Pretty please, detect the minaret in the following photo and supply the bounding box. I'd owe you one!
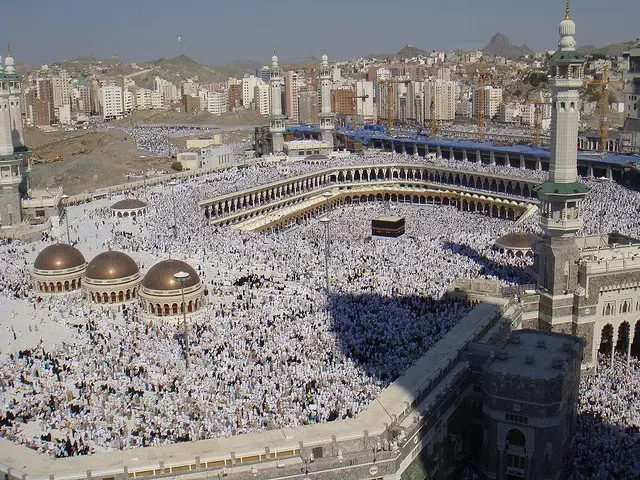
[0,46,24,226]
[534,0,589,333]
[268,49,285,155]
[5,46,24,149]
[318,49,335,150]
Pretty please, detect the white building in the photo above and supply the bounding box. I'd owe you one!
[242,74,260,109]
[472,86,503,120]
[205,91,228,115]
[57,104,71,125]
[424,80,457,122]
[254,81,270,116]
[101,85,124,120]
[52,70,71,109]
[123,90,135,115]
[154,77,179,105]
[136,88,152,110]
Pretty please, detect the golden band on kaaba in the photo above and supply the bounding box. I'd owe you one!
[371,217,405,237]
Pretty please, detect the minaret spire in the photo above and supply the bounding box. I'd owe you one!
[534,1,589,331]
[565,0,571,19]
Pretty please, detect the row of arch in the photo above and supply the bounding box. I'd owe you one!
[258,191,525,232]
[89,288,139,304]
[141,299,201,316]
[598,320,640,359]
[202,164,535,221]
[112,209,146,218]
[36,278,82,293]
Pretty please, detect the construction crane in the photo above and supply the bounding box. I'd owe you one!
[380,78,412,132]
[429,99,437,135]
[587,65,624,152]
[348,85,370,130]
[475,58,489,142]
[526,100,552,146]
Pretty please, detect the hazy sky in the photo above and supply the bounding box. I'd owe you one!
[3,0,639,66]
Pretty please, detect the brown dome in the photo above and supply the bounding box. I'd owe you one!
[34,244,86,271]
[142,259,200,291]
[495,232,541,251]
[86,251,139,280]
[111,199,147,210]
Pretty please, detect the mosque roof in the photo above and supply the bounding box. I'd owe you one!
[495,232,541,251]
[142,259,200,291]
[85,251,139,280]
[110,199,148,210]
[34,243,86,271]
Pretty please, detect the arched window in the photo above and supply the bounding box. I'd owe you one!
[506,428,526,448]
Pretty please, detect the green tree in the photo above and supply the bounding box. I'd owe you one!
[171,160,184,172]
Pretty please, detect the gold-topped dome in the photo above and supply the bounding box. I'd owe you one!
[34,243,86,271]
[85,251,139,281]
[142,259,200,291]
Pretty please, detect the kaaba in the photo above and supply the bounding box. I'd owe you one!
[371,217,405,237]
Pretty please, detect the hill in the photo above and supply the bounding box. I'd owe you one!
[482,33,533,59]
[578,39,639,57]
[396,44,428,59]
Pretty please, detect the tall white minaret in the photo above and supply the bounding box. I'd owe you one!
[5,46,24,149]
[0,51,13,157]
[535,0,589,332]
[269,49,285,154]
[318,49,335,150]
[0,45,24,226]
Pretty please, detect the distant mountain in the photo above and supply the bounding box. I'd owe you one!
[482,33,533,59]
[215,59,262,79]
[578,39,639,57]
[396,44,427,59]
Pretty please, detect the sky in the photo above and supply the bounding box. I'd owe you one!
[3,0,639,67]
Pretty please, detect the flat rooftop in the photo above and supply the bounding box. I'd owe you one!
[486,330,581,380]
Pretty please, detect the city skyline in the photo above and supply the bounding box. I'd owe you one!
[3,0,639,67]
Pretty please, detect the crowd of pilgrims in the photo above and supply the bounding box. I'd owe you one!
[102,125,216,157]
[0,152,638,477]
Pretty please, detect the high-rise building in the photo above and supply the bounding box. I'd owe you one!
[356,80,375,124]
[473,85,503,120]
[242,74,260,109]
[425,80,459,122]
[254,81,270,116]
[52,70,71,110]
[34,78,54,126]
[227,83,242,110]
[284,71,299,123]
[101,85,124,120]
[623,45,640,119]
[205,91,228,115]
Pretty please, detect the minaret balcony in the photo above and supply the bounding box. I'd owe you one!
[549,77,582,89]
[539,216,583,235]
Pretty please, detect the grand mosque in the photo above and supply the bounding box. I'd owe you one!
[1,2,640,480]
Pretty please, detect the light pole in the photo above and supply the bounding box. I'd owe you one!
[319,216,330,292]
[174,270,191,368]
[60,194,71,243]
[168,179,179,238]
